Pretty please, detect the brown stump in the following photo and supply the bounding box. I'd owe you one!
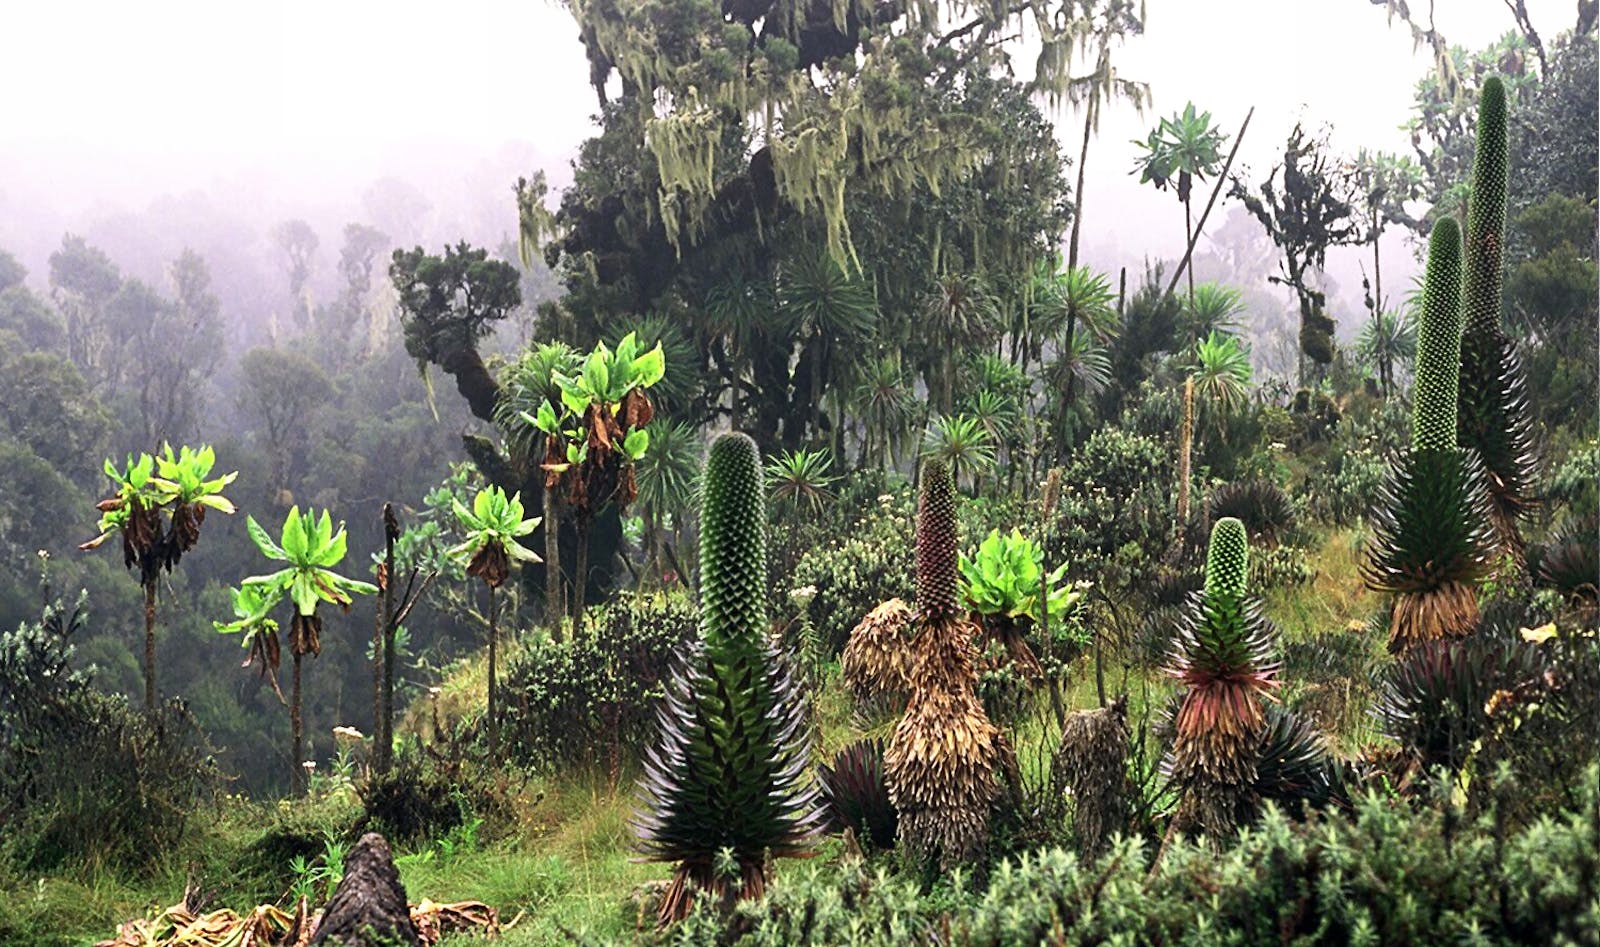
[310,833,420,947]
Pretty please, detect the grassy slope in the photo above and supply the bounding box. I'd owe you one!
[7,525,1385,947]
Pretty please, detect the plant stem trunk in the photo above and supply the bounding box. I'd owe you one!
[379,514,397,773]
[543,484,562,630]
[292,652,304,797]
[487,583,498,761]
[1177,375,1195,531]
[1068,99,1094,275]
[143,579,157,712]
[571,521,590,622]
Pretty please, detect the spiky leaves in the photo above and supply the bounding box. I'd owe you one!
[916,459,961,622]
[818,738,898,851]
[1458,76,1539,553]
[634,433,822,924]
[1167,517,1280,840]
[1364,219,1497,651]
[887,458,1003,868]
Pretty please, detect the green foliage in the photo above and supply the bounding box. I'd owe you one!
[448,485,540,588]
[1131,102,1226,201]
[0,598,215,874]
[358,745,466,846]
[659,764,1600,945]
[1191,330,1252,414]
[240,507,378,620]
[919,415,997,491]
[766,448,838,515]
[502,589,698,772]
[553,330,666,419]
[390,242,522,367]
[788,492,915,656]
[959,528,1079,625]
[635,433,822,919]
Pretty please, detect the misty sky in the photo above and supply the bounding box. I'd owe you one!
[0,0,1574,311]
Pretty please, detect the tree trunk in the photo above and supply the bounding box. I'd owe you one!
[372,578,384,768]
[571,522,590,622]
[1068,100,1094,275]
[379,510,397,773]
[543,484,562,628]
[142,579,157,712]
[292,651,304,797]
[487,583,498,761]
[1177,376,1195,530]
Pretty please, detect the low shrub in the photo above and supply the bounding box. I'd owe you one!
[0,598,217,875]
[788,495,915,656]
[656,764,1600,946]
[501,588,697,774]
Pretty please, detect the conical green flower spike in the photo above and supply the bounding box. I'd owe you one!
[634,432,823,924]
[697,432,768,652]
[1413,218,1464,453]
[1204,516,1250,602]
[1457,76,1539,552]
[916,459,961,621]
[1462,78,1508,337]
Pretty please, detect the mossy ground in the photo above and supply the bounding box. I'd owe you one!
[2,525,1390,947]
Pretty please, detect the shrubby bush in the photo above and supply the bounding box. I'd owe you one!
[501,588,697,773]
[658,765,1600,946]
[0,597,216,874]
[788,493,915,656]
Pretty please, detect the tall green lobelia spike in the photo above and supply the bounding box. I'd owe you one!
[633,432,823,924]
[1413,219,1466,452]
[1204,516,1250,601]
[1457,76,1539,553]
[1364,218,1496,652]
[1168,516,1280,840]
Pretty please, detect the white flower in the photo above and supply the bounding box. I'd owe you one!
[332,726,365,743]
[789,585,818,607]
[302,760,317,772]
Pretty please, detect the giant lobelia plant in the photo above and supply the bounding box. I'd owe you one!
[633,433,822,924]
[1456,76,1539,558]
[885,458,1004,869]
[1166,516,1280,841]
[1363,219,1497,653]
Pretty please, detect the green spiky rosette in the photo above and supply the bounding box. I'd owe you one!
[1457,77,1539,549]
[1167,518,1280,838]
[1365,219,1498,651]
[1170,519,1280,743]
[633,433,823,923]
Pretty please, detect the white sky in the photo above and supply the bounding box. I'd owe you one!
[0,0,1576,280]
